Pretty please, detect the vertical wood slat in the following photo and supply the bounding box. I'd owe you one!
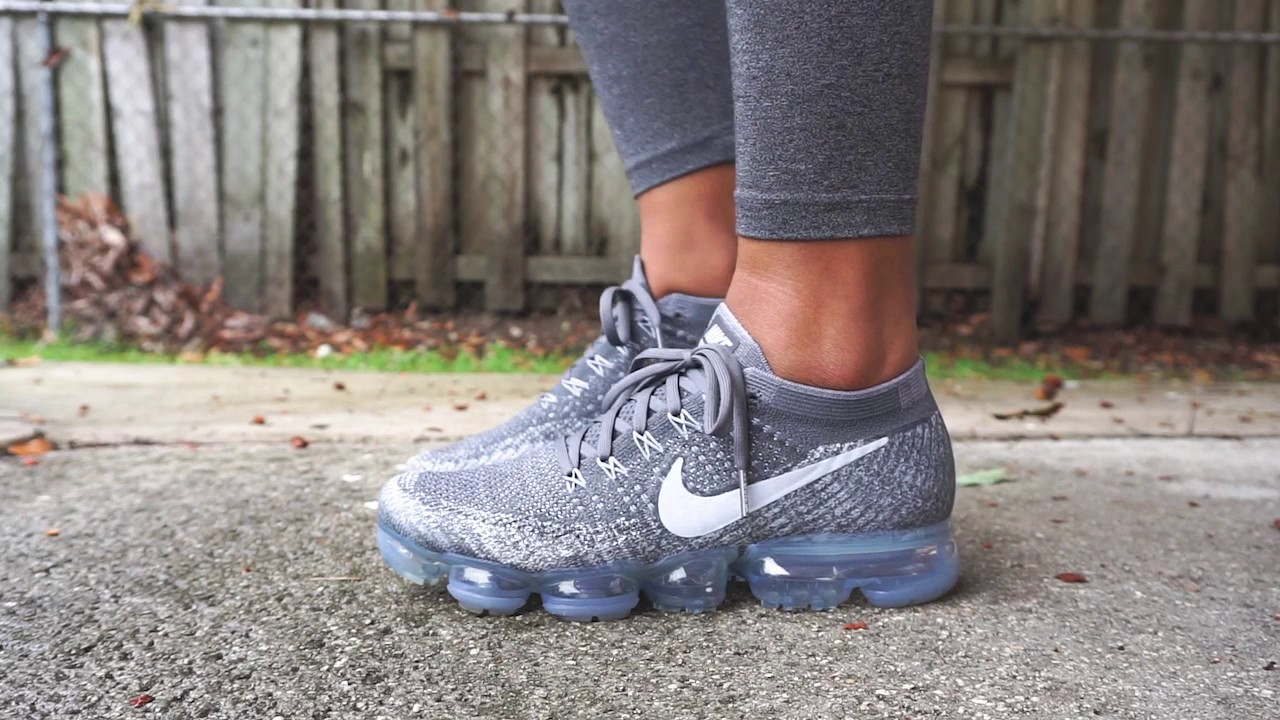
[913,1,946,302]
[164,3,220,287]
[343,0,389,309]
[15,17,45,260]
[1089,0,1156,326]
[484,1,528,311]
[1220,0,1266,323]
[218,0,266,310]
[558,76,590,255]
[0,16,14,309]
[1263,0,1280,278]
[976,1,1017,268]
[1154,0,1218,327]
[919,0,976,267]
[309,0,348,319]
[262,0,303,318]
[590,96,638,268]
[991,0,1059,342]
[385,0,417,283]
[412,0,455,308]
[55,10,111,197]
[1037,0,1095,328]
[528,0,561,255]
[102,18,172,263]
[455,0,495,260]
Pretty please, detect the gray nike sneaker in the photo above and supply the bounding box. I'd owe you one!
[377,305,958,621]
[407,257,720,472]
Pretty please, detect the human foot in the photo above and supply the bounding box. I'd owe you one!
[378,305,958,621]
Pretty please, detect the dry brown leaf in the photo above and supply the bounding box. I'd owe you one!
[290,436,309,449]
[7,437,53,457]
[1055,572,1088,584]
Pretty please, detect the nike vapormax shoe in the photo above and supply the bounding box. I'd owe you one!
[378,305,959,621]
[407,257,720,472]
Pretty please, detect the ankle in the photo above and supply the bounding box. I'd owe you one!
[725,237,919,390]
[636,164,737,298]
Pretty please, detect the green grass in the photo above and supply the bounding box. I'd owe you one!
[0,334,576,375]
[1,331,1103,380]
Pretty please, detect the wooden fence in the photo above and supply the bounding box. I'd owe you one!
[2,0,1279,339]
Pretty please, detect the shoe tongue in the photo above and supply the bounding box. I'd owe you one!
[698,304,774,373]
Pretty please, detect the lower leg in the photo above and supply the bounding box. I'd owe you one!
[724,0,933,390]
[726,236,918,390]
[638,165,737,299]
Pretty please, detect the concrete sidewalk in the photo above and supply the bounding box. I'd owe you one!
[1,363,1278,718]
[4,362,1279,448]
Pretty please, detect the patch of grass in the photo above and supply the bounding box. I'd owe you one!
[0,334,575,375]
[2,332,1112,381]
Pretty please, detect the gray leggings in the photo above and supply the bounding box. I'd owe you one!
[563,0,933,241]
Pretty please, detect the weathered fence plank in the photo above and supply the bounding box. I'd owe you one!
[164,5,220,287]
[15,17,45,260]
[102,18,172,263]
[591,97,639,271]
[0,16,14,309]
[1154,0,1217,327]
[1037,0,1095,328]
[55,12,111,197]
[991,0,1058,341]
[309,0,348,319]
[1220,0,1266,323]
[484,2,529,311]
[262,0,303,318]
[558,77,591,255]
[411,0,456,309]
[1263,0,1280,278]
[343,0,389,309]
[218,2,266,310]
[919,0,976,267]
[528,0,561,255]
[1089,0,1156,326]
[385,0,417,284]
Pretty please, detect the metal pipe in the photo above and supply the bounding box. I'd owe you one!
[0,1,570,25]
[37,9,59,334]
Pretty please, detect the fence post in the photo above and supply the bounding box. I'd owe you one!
[309,0,349,320]
[262,0,303,318]
[37,9,59,331]
[219,0,267,311]
[412,0,456,309]
[991,0,1060,341]
[55,4,111,198]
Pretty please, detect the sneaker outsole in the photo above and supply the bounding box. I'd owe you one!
[376,519,959,622]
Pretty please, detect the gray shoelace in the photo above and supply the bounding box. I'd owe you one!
[556,344,753,518]
[598,276,665,349]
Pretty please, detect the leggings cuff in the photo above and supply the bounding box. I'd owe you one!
[734,191,918,240]
[627,128,737,196]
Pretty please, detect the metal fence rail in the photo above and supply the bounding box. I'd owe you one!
[2,0,1279,340]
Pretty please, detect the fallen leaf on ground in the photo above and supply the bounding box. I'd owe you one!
[45,528,60,537]
[1051,495,1068,501]
[1264,661,1276,671]
[21,457,39,467]
[1188,501,1200,508]
[333,382,346,391]
[843,621,868,631]
[78,404,90,417]
[250,415,266,425]
[290,436,309,449]
[1099,400,1114,409]
[1050,518,1066,524]
[1055,572,1088,584]
[128,694,154,708]
[475,391,488,401]
[993,402,1064,421]
[957,468,1009,487]
[1273,519,1280,531]
[1035,374,1064,401]
[981,542,993,550]
[452,402,470,411]
[6,437,53,457]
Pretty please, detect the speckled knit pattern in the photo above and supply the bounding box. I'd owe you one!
[407,259,720,472]
[380,305,956,573]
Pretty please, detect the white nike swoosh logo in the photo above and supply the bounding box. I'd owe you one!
[657,437,889,538]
